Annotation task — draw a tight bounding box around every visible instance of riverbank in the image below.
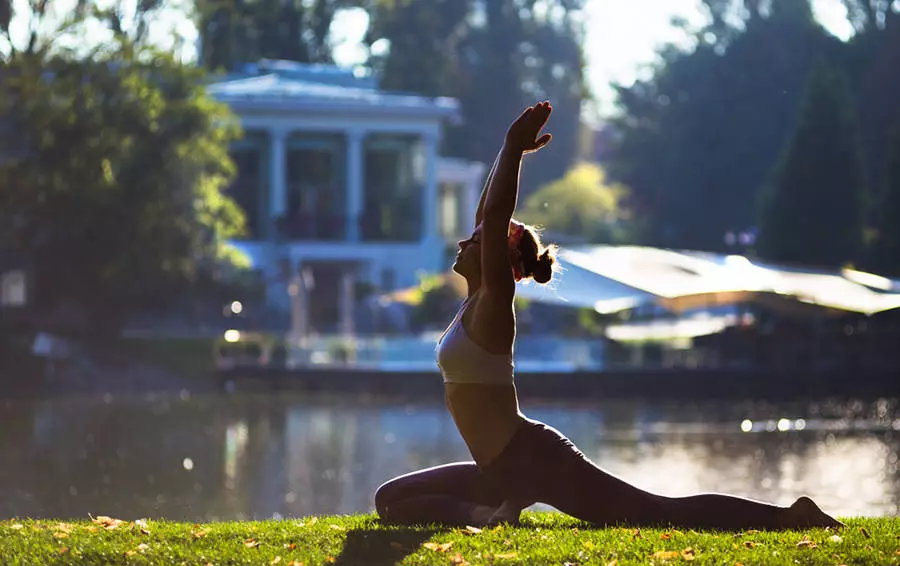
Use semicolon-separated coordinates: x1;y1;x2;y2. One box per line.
2;514;898;565
4;334;900;402
220;365;900;402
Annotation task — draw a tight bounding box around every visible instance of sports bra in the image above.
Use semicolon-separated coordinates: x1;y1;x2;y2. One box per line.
435;297;515;384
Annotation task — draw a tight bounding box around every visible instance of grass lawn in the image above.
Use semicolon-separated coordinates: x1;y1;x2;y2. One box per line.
2;513;898;565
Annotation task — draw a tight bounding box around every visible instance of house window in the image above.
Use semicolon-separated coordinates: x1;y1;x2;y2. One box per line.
1;270;26;307
362;134;421;241
285;135;346;240
228;146;263;238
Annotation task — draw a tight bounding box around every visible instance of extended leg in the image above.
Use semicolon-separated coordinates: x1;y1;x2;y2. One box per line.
495;421;840;530
374;462;506;526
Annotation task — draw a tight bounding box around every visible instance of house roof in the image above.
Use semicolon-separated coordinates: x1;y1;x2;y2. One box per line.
208;59;460;119
515;245;900;317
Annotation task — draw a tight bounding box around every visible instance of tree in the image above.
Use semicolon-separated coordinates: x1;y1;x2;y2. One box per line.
870;125;900;276
518;162;635;244
756;61;866;268
364;0;588;196
604;0;841;251
196;0;358;71
0;47;245;336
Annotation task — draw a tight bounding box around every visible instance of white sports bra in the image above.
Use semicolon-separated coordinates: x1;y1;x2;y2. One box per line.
435;297;515;384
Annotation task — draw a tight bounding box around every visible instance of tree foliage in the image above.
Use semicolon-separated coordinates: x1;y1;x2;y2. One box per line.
519;163;635;244
364;0;588;196
756;61;866;268
0;46;245;335
196;0;360;71
605;0;840;251
870;125;900;276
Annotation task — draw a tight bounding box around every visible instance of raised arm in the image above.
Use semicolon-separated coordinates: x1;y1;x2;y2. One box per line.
479;102;552;302
474;153;500;228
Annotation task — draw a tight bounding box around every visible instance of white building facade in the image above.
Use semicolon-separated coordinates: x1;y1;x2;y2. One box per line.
208;60;485;333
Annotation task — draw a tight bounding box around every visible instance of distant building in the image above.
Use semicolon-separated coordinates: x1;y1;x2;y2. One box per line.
208;60;485;332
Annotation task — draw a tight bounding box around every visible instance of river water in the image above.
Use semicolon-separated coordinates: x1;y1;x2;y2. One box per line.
1;391;898;522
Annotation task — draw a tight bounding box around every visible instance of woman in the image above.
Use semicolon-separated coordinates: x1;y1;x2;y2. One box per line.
374;101;842;530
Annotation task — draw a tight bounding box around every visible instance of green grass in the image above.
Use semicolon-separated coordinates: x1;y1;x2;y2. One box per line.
2;514;899;565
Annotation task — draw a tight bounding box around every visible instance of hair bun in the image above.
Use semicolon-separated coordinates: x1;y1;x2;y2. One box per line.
532;249;554;284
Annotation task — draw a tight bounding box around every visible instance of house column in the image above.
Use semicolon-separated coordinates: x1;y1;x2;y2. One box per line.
421;130;439;241
339;268;356;339
346;129;365;241
269;129;288;239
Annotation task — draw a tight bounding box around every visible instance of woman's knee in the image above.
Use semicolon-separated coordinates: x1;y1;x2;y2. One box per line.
374;479;400;517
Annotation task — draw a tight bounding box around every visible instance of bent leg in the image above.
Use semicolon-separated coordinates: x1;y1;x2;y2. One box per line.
375;462;506;526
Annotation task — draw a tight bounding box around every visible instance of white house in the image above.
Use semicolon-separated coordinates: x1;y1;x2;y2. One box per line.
208;60;485;333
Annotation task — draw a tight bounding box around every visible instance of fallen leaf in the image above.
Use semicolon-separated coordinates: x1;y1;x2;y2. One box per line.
449;553;468;565
572;528;579;535
53;532;69;539
661;532;672;540
287;562;304;566
493;552;518;559
464;525;482;534
745;530;760;535
125;550;136;557
326;557;335;563
136;543;149;551
10;524;23;530
860;527;871;539
606;560;618;566
192;530;208;539
563;563;579;566
139;528;150;536
796;536;818;549
650;550;680;560
734;563;744;566
633;529;644;539
84;526;98;533
285;543;297;550
58;547;69;555
743;541;757;548
423;542;454;552
271;557;282;565
90;515;124;530
329;524;345;531
243;538;260;548
829;535;843;543
681;547;696;561
55;523;74;533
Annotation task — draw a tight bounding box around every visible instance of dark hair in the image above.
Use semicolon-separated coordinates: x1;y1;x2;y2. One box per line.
517;225;556;284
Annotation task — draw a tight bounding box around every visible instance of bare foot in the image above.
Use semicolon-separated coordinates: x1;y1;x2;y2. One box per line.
781;496;844;529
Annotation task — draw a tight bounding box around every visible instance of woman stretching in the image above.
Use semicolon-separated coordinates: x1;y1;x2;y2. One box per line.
374;101;842;531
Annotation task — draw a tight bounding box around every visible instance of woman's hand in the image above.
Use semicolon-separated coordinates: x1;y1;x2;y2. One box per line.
505;101;553;154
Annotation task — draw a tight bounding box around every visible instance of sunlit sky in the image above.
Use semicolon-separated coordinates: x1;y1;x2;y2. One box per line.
6;0;856;118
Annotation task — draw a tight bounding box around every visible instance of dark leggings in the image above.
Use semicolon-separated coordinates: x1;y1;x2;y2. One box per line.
375;419;791;530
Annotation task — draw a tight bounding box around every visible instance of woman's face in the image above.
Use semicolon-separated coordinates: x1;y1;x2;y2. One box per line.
453;224;483;278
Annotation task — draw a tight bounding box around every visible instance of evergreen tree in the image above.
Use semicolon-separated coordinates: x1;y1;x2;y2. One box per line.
756;61;866;268
871;125;900;276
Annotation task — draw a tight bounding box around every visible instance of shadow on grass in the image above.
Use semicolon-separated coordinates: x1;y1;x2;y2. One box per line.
333;525;446;566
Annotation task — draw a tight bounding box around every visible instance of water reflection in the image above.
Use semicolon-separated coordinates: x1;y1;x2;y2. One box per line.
0;393;897;521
